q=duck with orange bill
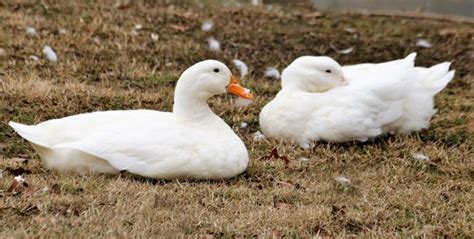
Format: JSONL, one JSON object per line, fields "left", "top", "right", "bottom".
{"left": 9, "top": 60, "right": 253, "bottom": 179}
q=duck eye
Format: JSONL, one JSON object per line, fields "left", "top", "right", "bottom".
{"left": 213, "top": 68, "right": 219, "bottom": 73}
{"left": 325, "top": 69, "right": 332, "bottom": 73}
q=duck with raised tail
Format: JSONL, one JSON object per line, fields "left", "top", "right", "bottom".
{"left": 9, "top": 60, "right": 253, "bottom": 179}
{"left": 259, "top": 53, "right": 454, "bottom": 148}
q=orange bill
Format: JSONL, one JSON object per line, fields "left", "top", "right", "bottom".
{"left": 226, "top": 75, "right": 253, "bottom": 99}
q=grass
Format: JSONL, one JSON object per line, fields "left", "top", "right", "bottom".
{"left": 0, "top": 0, "right": 473, "bottom": 237}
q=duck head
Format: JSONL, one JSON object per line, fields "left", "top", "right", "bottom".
{"left": 176, "top": 60, "right": 253, "bottom": 101}
{"left": 281, "top": 56, "right": 347, "bottom": 92}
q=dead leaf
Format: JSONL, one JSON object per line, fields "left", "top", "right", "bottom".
{"left": 5, "top": 177, "right": 39, "bottom": 196}
{"left": 304, "top": 11, "right": 323, "bottom": 18}
{"left": 181, "top": 10, "right": 197, "bottom": 19}
{"left": 24, "top": 185, "right": 39, "bottom": 196}
{"left": 274, "top": 202, "right": 292, "bottom": 210}
{"left": 276, "top": 180, "right": 295, "bottom": 189}
{"left": 258, "top": 148, "right": 290, "bottom": 165}
{"left": 6, "top": 177, "right": 27, "bottom": 193}
{"left": 168, "top": 24, "right": 189, "bottom": 32}
{"left": 439, "top": 28, "right": 474, "bottom": 36}
{"left": 198, "top": 234, "right": 215, "bottom": 239}
{"left": 271, "top": 229, "right": 280, "bottom": 239}
{"left": 11, "top": 157, "right": 28, "bottom": 164}
{"left": 115, "top": 0, "right": 131, "bottom": 10}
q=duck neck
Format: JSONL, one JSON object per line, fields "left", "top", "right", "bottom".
{"left": 173, "top": 87, "right": 217, "bottom": 124}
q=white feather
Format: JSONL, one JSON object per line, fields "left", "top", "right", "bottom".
{"left": 232, "top": 59, "right": 249, "bottom": 78}
{"left": 151, "top": 33, "right": 159, "bottom": 41}
{"left": 412, "top": 153, "right": 430, "bottom": 162}
{"left": 253, "top": 131, "right": 265, "bottom": 141}
{"left": 42, "top": 46, "right": 57, "bottom": 63}
{"left": 207, "top": 37, "right": 220, "bottom": 51}
{"left": 251, "top": 0, "right": 262, "bottom": 6}
{"left": 134, "top": 24, "right": 143, "bottom": 30}
{"left": 264, "top": 67, "right": 280, "bottom": 79}
{"left": 201, "top": 20, "right": 213, "bottom": 32}
{"left": 335, "top": 176, "right": 351, "bottom": 186}
{"left": 235, "top": 98, "right": 253, "bottom": 107}
{"left": 14, "top": 175, "right": 25, "bottom": 183}
{"left": 29, "top": 55, "right": 39, "bottom": 61}
{"left": 26, "top": 27, "right": 37, "bottom": 36}
{"left": 416, "top": 39, "right": 433, "bottom": 48}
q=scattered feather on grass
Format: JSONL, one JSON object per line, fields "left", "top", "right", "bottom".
{"left": 201, "top": 20, "right": 213, "bottom": 32}
{"left": 92, "top": 37, "right": 101, "bottom": 45}
{"left": 14, "top": 175, "right": 25, "bottom": 183}
{"left": 207, "top": 37, "right": 220, "bottom": 51}
{"left": 235, "top": 97, "right": 253, "bottom": 107}
{"left": 251, "top": 0, "right": 262, "bottom": 6}
{"left": 151, "top": 33, "right": 159, "bottom": 41}
{"left": 26, "top": 27, "right": 38, "bottom": 36}
{"left": 134, "top": 24, "right": 143, "bottom": 30}
{"left": 299, "top": 157, "right": 309, "bottom": 162}
{"left": 330, "top": 43, "right": 354, "bottom": 54}
{"left": 416, "top": 39, "right": 433, "bottom": 48}
{"left": 29, "top": 55, "right": 39, "bottom": 61}
{"left": 253, "top": 131, "right": 266, "bottom": 141}
{"left": 336, "top": 47, "right": 354, "bottom": 54}
{"left": 334, "top": 176, "right": 351, "bottom": 186}
{"left": 232, "top": 59, "right": 249, "bottom": 78}
{"left": 264, "top": 67, "right": 280, "bottom": 79}
{"left": 130, "top": 29, "right": 139, "bottom": 36}
{"left": 337, "top": 47, "right": 354, "bottom": 55}
{"left": 42, "top": 46, "right": 57, "bottom": 63}
{"left": 344, "top": 27, "right": 356, "bottom": 33}
{"left": 39, "top": 187, "right": 49, "bottom": 193}
{"left": 412, "top": 153, "right": 430, "bottom": 162}
{"left": 240, "top": 122, "right": 248, "bottom": 129}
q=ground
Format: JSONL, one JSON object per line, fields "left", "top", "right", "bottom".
{"left": 0, "top": 1, "right": 473, "bottom": 237}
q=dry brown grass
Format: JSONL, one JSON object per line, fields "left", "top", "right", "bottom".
{"left": 0, "top": 1, "right": 473, "bottom": 237}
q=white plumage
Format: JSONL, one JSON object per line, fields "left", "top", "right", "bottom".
{"left": 259, "top": 53, "right": 455, "bottom": 147}
{"left": 10, "top": 60, "right": 253, "bottom": 179}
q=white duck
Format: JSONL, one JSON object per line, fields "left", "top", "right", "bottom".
{"left": 259, "top": 53, "right": 454, "bottom": 147}
{"left": 9, "top": 60, "right": 253, "bottom": 179}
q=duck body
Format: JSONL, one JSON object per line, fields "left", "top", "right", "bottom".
{"left": 10, "top": 60, "right": 253, "bottom": 179}
{"left": 260, "top": 53, "right": 454, "bottom": 146}
{"left": 10, "top": 110, "right": 247, "bottom": 179}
